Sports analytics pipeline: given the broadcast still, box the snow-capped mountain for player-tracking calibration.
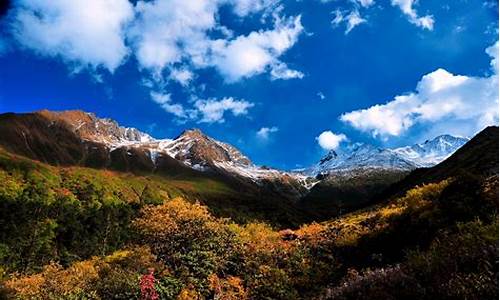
[308,135,469,176]
[162,128,252,171]
[161,129,310,185]
[38,110,308,186]
[394,135,469,167]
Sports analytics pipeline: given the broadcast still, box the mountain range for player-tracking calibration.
[0,110,489,221]
[0,110,467,178]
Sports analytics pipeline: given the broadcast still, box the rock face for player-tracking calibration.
[38,109,155,147]
[163,129,252,170]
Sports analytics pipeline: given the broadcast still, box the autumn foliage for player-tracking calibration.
[0,149,497,299]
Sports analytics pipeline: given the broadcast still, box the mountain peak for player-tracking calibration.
[167,128,252,169]
[422,134,467,145]
[177,128,205,138]
[37,109,154,146]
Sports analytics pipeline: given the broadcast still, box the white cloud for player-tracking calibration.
[316,131,347,150]
[194,97,254,123]
[8,0,302,85]
[127,0,302,83]
[150,92,187,118]
[270,62,304,80]
[169,68,194,87]
[486,40,499,74]
[331,9,366,34]
[356,0,375,7]
[257,126,279,139]
[391,0,434,30]
[150,93,254,124]
[10,0,133,71]
[317,91,326,100]
[331,9,345,26]
[345,10,366,34]
[209,15,304,82]
[229,0,279,17]
[324,0,434,29]
[321,0,373,5]
[128,0,218,71]
[341,41,499,139]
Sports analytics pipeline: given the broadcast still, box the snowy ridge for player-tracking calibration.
[393,135,469,167]
[62,113,305,184]
[308,135,469,176]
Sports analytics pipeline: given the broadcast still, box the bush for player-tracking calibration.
[3,247,160,299]
[405,219,499,300]
[133,198,240,296]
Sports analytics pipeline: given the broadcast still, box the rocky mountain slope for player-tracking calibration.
[0,110,309,206]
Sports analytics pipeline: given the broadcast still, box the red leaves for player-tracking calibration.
[140,268,159,300]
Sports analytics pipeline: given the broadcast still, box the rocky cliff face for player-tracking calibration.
[37,110,155,147]
[163,128,252,170]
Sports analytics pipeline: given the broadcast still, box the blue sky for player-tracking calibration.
[0,0,498,169]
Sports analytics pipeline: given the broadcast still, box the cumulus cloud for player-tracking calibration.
[331,9,366,34]
[391,0,434,30]
[257,126,279,139]
[150,93,254,124]
[356,0,375,7]
[2,0,300,122]
[194,97,254,123]
[126,0,303,83]
[324,0,434,30]
[9,0,133,71]
[169,68,194,87]
[270,62,304,80]
[321,0,373,5]
[150,92,187,118]
[229,0,280,17]
[128,0,219,71]
[209,15,304,82]
[345,10,367,34]
[7,0,303,85]
[316,131,347,150]
[340,41,499,139]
